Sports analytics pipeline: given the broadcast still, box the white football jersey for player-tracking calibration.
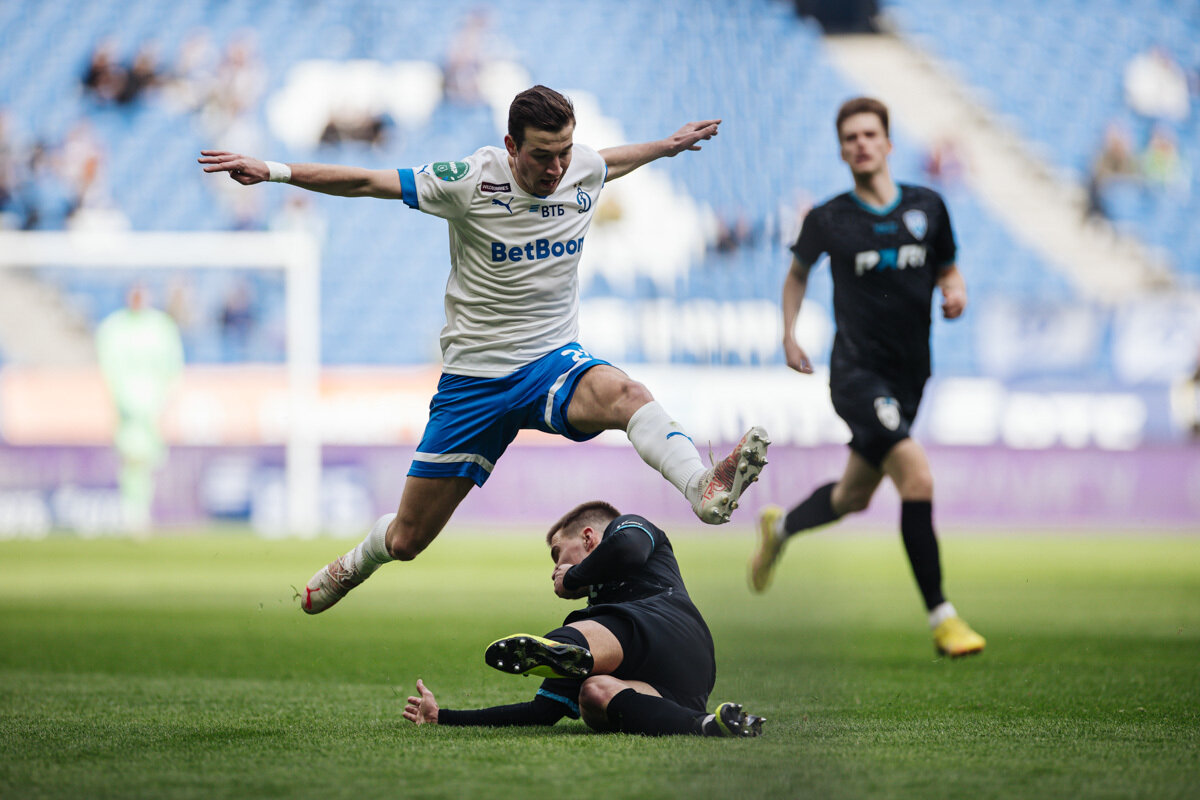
[398,144,607,377]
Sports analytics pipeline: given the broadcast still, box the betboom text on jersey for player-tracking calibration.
[491,237,586,264]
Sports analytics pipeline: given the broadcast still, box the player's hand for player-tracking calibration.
[664,120,721,155]
[403,678,439,725]
[197,150,269,185]
[941,285,967,319]
[553,563,588,599]
[784,337,813,374]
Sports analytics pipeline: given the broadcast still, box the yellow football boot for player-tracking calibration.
[933,616,986,657]
[484,634,593,678]
[748,505,786,593]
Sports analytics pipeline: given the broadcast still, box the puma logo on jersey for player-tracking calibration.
[492,197,514,214]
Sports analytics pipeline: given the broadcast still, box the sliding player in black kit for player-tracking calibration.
[751,97,985,658]
[403,501,764,737]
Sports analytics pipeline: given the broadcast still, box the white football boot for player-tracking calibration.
[692,426,770,524]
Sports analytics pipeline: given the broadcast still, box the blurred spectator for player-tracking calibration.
[81,38,128,105]
[712,211,757,254]
[1124,45,1190,122]
[442,8,492,106]
[201,33,268,227]
[319,104,393,148]
[162,29,218,113]
[58,120,128,231]
[200,31,267,148]
[1141,125,1190,196]
[116,41,164,106]
[219,279,258,361]
[0,110,25,228]
[777,188,814,246]
[165,276,200,346]
[209,33,266,121]
[96,283,184,533]
[20,141,75,230]
[1084,122,1140,220]
[923,136,965,187]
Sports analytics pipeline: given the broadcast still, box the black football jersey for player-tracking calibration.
[564,514,690,606]
[792,184,957,382]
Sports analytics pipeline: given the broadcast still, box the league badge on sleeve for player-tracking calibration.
[431,161,471,182]
[902,210,927,240]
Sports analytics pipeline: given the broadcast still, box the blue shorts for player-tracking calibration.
[408,343,610,486]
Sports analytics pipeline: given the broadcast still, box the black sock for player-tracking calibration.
[900,500,945,611]
[605,689,704,736]
[783,482,840,537]
[544,625,590,649]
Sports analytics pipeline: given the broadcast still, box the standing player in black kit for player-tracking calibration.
[750,97,985,657]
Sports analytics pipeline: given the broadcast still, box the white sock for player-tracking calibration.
[928,601,958,630]
[626,402,706,502]
[345,513,395,577]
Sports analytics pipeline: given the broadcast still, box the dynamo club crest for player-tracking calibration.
[902,209,927,240]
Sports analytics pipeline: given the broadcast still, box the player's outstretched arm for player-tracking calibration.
[406,676,571,727]
[600,119,721,181]
[782,256,814,374]
[937,263,967,319]
[403,678,440,725]
[197,151,404,199]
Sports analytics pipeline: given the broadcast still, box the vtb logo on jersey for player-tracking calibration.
[855,245,927,275]
[902,210,928,240]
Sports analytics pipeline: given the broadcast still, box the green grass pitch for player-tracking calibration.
[1,527,1197,799]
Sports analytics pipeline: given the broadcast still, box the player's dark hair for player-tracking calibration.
[546,500,620,547]
[836,96,890,139]
[508,85,575,149]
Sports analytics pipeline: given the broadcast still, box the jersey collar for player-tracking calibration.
[850,183,902,216]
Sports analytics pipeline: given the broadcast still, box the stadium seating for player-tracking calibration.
[883,0,1199,280]
[1,0,1191,382]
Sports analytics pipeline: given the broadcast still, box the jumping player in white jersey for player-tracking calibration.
[199,85,769,614]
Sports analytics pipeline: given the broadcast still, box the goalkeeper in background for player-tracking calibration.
[95,283,184,533]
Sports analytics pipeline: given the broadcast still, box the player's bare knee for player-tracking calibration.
[837,487,872,514]
[616,380,654,414]
[896,472,934,501]
[578,675,622,719]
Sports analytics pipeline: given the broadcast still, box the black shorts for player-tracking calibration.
[564,589,715,712]
[830,366,926,469]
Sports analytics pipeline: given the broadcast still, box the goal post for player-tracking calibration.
[0,230,322,536]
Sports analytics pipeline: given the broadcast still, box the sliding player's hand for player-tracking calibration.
[403,678,439,725]
[553,563,588,599]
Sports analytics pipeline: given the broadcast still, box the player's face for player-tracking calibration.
[505,123,574,196]
[838,112,892,178]
[548,528,591,569]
